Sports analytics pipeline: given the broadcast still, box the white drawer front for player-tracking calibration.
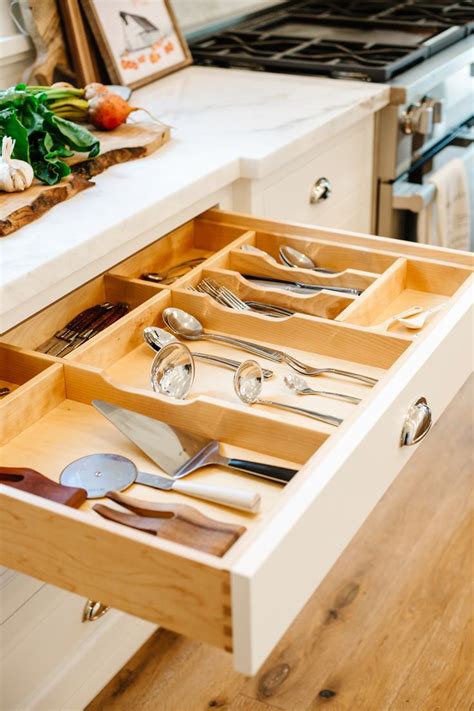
[1,583,155,710]
[262,118,374,232]
[231,286,473,674]
[0,568,44,623]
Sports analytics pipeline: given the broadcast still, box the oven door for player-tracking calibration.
[379,121,473,248]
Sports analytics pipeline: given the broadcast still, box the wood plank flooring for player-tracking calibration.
[87,376,473,711]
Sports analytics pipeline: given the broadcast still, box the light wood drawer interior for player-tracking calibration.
[1,209,472,673]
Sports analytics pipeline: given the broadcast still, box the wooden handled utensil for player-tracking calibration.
[0,467,87,507]
[93,491,246,556]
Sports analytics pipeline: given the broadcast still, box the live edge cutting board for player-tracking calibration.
[0,121,170,237]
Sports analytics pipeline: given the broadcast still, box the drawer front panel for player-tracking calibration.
[1,583,155,710]
[230,287,473,674]
[262,118,374,233]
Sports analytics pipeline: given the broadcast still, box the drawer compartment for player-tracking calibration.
[1,274,161,358]
[108,217,251,286]
[0,209,472,676]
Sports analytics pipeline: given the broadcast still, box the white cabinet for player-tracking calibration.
[234,117,376,233]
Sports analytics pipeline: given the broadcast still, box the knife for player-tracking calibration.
[242,275,362,296]
[92,400,298,484]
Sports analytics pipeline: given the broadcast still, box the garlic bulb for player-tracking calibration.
[0,136,34,192]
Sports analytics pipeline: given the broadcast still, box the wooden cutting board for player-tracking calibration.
[0,121,170,237]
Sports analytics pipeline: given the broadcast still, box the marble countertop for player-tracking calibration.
[0,66,389,333]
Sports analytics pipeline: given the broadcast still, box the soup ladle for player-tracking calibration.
[234,361,342,427]
[150,342,195,399]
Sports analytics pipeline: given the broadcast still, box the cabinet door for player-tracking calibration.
[263,118,374,232]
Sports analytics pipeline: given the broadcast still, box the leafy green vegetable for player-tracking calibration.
[0,86,99,185]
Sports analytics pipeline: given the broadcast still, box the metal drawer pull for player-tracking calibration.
[310,177,331,204]
[82,599,110,622]
[400,397,432,446]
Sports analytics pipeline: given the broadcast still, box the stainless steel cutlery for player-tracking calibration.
[92,400,298,484]
[190,278,293,318]
[284,374,361,403]
[162,308,377,386]
[140,257,206,284]
[234,361,343,427]
[242,275,362,296]
[36,302,130,357]
[143,326,274,379]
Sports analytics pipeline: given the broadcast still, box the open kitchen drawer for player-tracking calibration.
[0,211,473,675]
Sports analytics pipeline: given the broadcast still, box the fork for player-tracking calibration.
[191,279,290,318]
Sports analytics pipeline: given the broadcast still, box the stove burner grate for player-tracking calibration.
[191,0,474,81]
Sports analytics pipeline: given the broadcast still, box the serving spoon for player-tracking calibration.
[162,309,378,385]
[284,374,361,404]
[234,361,342,427]
[279,245,338,274]
[144,326,274,379]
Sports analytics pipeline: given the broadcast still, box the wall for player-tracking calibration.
[172,0,282,33]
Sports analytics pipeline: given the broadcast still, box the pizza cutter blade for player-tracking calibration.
[59,453,260,512]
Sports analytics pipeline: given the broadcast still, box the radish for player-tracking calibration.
[87,92,138,130]
[84,82,109,101]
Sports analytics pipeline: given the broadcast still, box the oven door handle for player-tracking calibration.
[392,133,473,213]
[392,182,437,213]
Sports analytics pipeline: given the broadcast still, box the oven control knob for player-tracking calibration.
[400,103,434,136]
[422,96,443,124]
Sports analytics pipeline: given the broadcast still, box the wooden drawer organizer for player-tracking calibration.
[1,210,473,675]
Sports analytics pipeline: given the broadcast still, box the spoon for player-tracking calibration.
[143,326,274,379]
[161,309,377,385]
[279,245,337,274]
[371,306,423,332]
[162,307,285,360]
[284,374,361,404]
[234,361,342,427]
[151,342,195,399]
[241,244,278,264]
[140,257,206,284]
[394,302,447,330]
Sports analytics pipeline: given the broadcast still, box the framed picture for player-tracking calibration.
[81,0,192,89]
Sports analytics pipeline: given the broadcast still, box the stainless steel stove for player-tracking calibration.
[191,0,473,82]
[191,1,474,245]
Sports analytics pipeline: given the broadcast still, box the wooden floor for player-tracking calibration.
[88,377,473,711]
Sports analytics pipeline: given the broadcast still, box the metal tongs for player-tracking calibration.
[93,491,246,556]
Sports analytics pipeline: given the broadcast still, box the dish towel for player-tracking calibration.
[417,157,471,250]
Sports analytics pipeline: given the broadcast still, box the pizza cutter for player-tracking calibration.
[59,453,260,513]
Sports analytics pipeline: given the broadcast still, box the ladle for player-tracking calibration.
[150,342,195,399]
[234,361,342,427]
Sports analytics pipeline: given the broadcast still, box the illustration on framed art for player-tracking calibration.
[81,0,192,88]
